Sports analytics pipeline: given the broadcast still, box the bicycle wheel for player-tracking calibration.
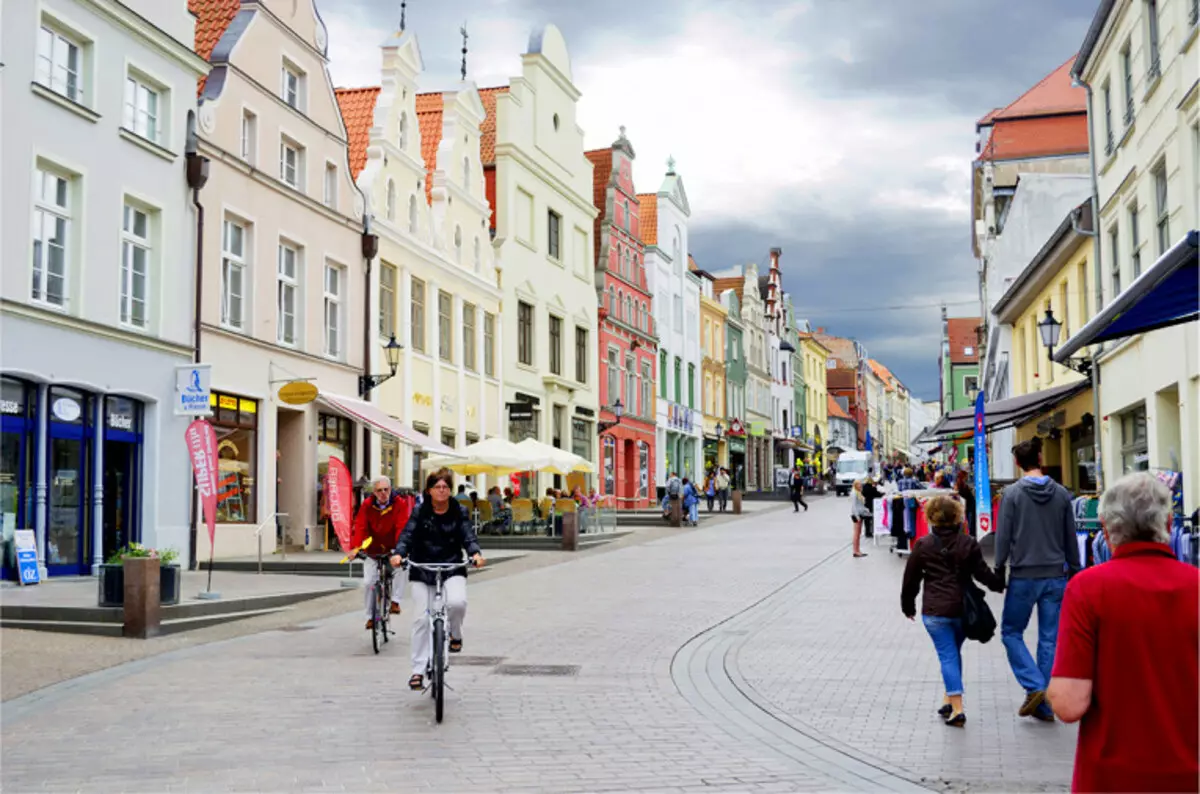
[432,617,445,723]
[379,577,390,644]
[370,584,382,655]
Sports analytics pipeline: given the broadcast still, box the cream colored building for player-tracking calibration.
[336,31,503,490]
[799,334,829,467]
[1070,0,1198,501]
[192,0,369,557]
[490,26,600,483]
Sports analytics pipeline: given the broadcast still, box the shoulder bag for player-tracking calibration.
[932,533,996,643]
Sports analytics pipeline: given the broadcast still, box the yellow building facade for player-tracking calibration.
[799,335,829,467]
[700,292,728,471]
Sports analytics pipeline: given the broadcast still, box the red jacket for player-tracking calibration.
[351,494,411,556]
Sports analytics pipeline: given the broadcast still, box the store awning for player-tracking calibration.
[1054,230,1198,362]
[317,392,460,456]
[923,380,1090,441]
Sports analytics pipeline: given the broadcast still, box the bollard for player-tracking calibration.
[123,557,161,639]
[669,496,682,528]
[732,490,743,514]
[561,511,579,552]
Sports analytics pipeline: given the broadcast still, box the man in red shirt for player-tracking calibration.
[352,476,412,629]
[1048,472,1199,792]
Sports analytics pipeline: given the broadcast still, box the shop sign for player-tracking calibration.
[185,419,219,548]
[728,437,746,454]
[278,381,318,405]
[51,397,81,423]
[15,529,39,586]
[727,418,745,436]
[0,399,21,415]
[790,426,803,438]
[175,364,212,416]
[508,402,534,421]
[108,412,133,431]
[413,393,433,407]
[748,421,766,437]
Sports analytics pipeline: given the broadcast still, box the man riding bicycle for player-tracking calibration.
[390,468,484,691]
[352,475,410,630]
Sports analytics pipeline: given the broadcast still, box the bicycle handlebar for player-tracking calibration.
[402,559,482,571]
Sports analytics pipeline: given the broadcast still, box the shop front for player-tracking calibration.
[1014,387,1097,492]
[726,419,747,491]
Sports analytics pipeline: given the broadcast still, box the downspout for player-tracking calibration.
[360,215,379,490]
[184,115,210,571]
[1074,74,1106,493]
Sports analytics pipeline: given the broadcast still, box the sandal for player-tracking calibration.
[408,674,424,691]
[449,638,463,653]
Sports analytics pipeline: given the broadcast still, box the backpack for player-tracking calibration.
[667,478,681,497]
[932,533,996,643]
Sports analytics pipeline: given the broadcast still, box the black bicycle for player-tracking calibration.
[404,559,473,723]
[359,552,394,654]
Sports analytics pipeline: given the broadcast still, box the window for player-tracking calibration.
[323,263,343,358]
[324,163,337,208]
[1102,81,1114,154]
[1119,404,1148,474]
[659,350,668,398]
[1146,0,1161,78]
[517,302,533,365]
[1121,44,1134,123]
[405,278,426,354]
[123,75,160,142]
[626,354,637,411]
[549,315,563,375]
[36,23,82,103]
[484,313,496,377]
[547,210,561,260]
[408,194,418,234]
[516,189,533,243]
[280,138,302,189]
[673,357,682,403]
[964,376,978,399]
[462,156,470,188]
[399,112,408,150]
[673,295,682,332]
[1077,260,1090,324]
[454,226,462,265]
[221,219,247,329]
[31,167,70,308]
[473,237,481,273]
[379,263,396,338]
[641,362,652,418]
[438,290,453,363]
[1129,204,1141,278]
[607,349,619,406]
[1153,161,1169,254]
[1109,226,1121,299]
[240,109,257,164]
[276,243,298,345]
[120,203,150,328]
[211,391,258,524]
[463,303,477,371]
[575,327,588,383]
[687,363,695,409]
[281,62,302,109]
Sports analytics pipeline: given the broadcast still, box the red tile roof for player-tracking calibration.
[826,369,857,391]
[688,254,698,272]
[638,193,658,246]
[478,86,508,165]
[946,317,982,364]
[712,277,743,303]
[993,58,1086,120]
[584,148,612,217]
[977,57,1088,162]
[335,87,380,179]
[190,0,239,61]
[828,395,851,421]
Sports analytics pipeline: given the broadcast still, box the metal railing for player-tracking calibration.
[254,513,288,573]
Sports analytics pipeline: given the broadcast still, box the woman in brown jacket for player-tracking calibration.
[901,495,1005,727]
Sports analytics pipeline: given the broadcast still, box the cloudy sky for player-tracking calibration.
[320,0,1097,400]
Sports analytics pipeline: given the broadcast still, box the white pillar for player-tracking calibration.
[91,397,104,574]
[429,277,441,441]
[455,295,465,448]
[34,383,48,578]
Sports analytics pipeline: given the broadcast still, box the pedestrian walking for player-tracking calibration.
[901,495,1005,727]
[861,476,883,538]
[789,465,808,513]
[850,480,869,557]
[994,437,1080,722]
[716,468,731,512]
[704,471,716,512]
[955,470,976,538]
[1047,472,1199,792]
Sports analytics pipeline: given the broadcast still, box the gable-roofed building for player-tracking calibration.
[334,26,503,492]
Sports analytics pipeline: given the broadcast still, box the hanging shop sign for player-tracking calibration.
[175,364,213,416]
[277,381,319,405]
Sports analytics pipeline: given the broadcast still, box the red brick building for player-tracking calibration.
[585,130,657,508]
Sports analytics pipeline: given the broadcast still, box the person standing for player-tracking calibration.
[789,465,809,513]
[1047,473,1199,792]
[704,471,717,512]
[716,468,731,512]
[861,476,883,538]
[681,477,700,526]
[352,476,410,629]
[849,480,869,558]
[902,495,1005,727]
[994,437,1080,721]
[956,470,977,538]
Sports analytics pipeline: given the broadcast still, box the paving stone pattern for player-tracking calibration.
[1,497,1075,792]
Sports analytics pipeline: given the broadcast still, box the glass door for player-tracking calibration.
[1,377,36,580]
[46,388,91,576]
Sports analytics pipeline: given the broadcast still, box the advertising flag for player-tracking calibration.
[185,419,219,547]
[325,456,354,553]
[973,392,992,538]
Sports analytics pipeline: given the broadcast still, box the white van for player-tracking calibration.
[834,450,871,496]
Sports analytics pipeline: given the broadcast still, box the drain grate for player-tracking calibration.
[278,625,316,632]
[494,664,579,677]
[453,655,506,666]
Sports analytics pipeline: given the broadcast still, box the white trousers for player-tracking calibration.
[409,577,467,676]
[363,561,403,618]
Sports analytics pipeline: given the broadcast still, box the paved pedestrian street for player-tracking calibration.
[1,497,1077,793]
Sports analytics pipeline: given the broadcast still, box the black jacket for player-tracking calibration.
[901,525,1004,618]
[392,499,482,585]
[862,481,883,508]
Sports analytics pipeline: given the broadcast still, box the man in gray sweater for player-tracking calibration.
[994,437,1080,722]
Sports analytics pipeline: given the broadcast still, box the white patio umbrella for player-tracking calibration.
[422,437,548,476]
[514,438,595,475]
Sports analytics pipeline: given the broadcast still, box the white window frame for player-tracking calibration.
[277,242,300,346]
[483,312,496,377]
[240,108,257,164]
[221,218,248,331]
[463,302,477,372]
[438,290,454,363]
[123,71,162,143]
[323,162,337,209]
[407,194,418,233]
[120,202,152,329]
[547,209,562,261]
[379,263,396,339]
[386,180,396,222]
[279,137,303,189]
[31,165,72,309]
[1153,161,1169,255]
[36,20,84,104]
[323,262,344,359]
[281,60,303,110]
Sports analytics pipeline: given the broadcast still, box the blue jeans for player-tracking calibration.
[687,502,699,523]
[1001,576,1067,694]
[922,615,965,696]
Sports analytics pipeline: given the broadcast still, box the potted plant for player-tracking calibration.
[98,544,182,607]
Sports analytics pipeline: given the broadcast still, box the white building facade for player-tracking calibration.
[1,0,208,576]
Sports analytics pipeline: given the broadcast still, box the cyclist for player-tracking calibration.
[352,475,410,630]
[390,467,484,691]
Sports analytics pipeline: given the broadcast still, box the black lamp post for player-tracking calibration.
[1038,308,1091,375]
[359,334,403,397]
[715,422,724,439]
[599,398,624,434]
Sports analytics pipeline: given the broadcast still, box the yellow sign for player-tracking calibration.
[413,393,433,407]
[277,381,318,406]
[218,395,238,410]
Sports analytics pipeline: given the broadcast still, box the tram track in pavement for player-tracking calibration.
[669,538,939,792]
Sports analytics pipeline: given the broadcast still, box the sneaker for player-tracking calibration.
[944,712,966,728]
[1018,690,1046,717]
[389,603,401,615]
[1032,704,1056,723]
[937,703,953,718]
[448,637,463,653]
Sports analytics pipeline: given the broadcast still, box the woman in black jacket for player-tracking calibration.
[901,495,1004,727]
[391,468,485,690]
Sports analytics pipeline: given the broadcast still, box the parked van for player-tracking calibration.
[834,450,871,496]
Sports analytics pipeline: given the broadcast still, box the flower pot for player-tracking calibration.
[98,563,182,607]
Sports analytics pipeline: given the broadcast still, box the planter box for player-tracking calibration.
[98,564,181,607]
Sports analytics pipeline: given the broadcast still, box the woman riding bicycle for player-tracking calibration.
[390,467,485,691]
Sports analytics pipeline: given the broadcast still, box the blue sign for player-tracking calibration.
[973,392,992,537]
[14,530,39,585]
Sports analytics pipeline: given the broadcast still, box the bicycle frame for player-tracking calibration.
[405,559,468,723]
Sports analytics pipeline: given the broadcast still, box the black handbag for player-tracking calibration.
[932,534,997,643]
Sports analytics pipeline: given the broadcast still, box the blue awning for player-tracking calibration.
[1054,230,1198,362]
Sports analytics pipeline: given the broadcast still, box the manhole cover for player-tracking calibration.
[278,625,315,632]
[494,664,579,677]
[454,655,506,666]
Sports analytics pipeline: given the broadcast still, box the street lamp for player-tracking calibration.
[1038,308,1090,375]
[358,334,403,397]
[599,398,624,433]
[715,422,724,439]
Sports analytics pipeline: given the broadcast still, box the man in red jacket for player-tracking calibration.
[353,476,411,629]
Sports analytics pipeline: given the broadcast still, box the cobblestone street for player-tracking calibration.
[1,497,1076,792]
